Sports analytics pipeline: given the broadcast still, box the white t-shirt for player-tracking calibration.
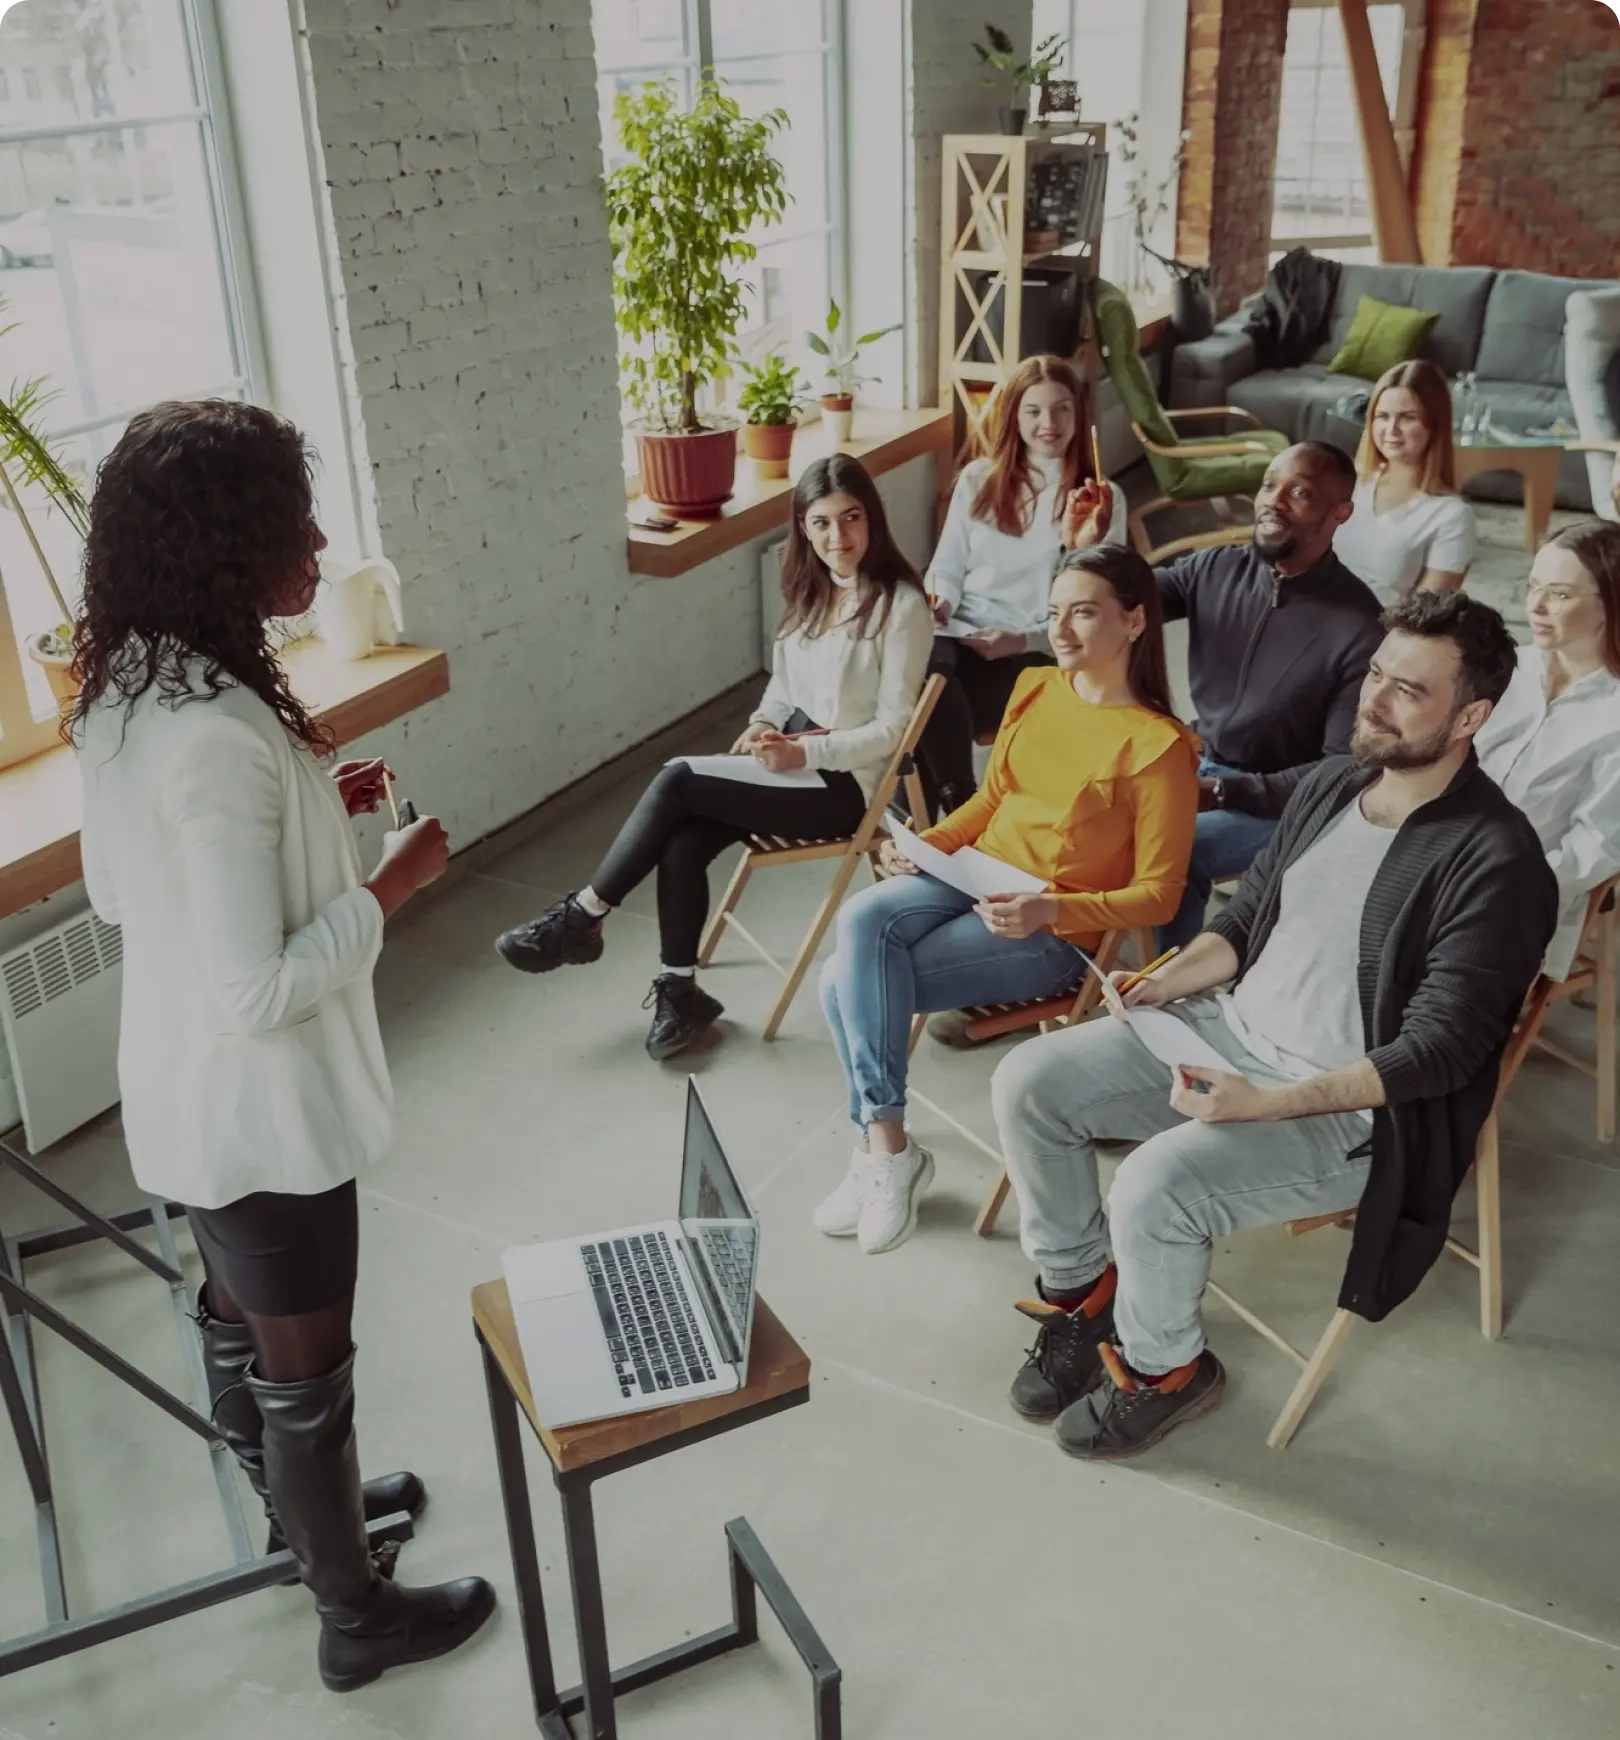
[1222,796,1398,1101]
[1333,478,1477,606]
[924,454,1127,647]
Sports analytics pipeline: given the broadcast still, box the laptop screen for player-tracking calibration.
[678,1081,757,1368]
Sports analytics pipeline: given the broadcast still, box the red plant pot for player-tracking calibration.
[635,422,738,515]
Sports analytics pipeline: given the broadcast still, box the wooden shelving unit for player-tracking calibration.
[937,126,1109,463]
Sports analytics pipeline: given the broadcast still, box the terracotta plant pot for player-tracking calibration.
[26,632,80,714]
[820,393,854,448]
[634,422,738,514]
[742,420,796,480]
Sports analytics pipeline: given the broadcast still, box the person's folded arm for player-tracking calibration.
[799,591,933,779]
[1542,745,1620,944]
[923,470,977,617]
[750,634,795,729]
[164,714,384,1036]
[1047,744,1198,934]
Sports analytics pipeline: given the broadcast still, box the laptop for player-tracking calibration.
[501,1080,759,1428]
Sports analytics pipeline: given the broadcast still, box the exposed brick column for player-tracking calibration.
[1175,0,1290,318]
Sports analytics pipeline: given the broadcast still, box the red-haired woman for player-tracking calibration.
[920,354,1126,813]
[496,453,932,1060]
[1334,358,1476,606]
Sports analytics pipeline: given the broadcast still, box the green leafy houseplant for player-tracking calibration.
[973,24,1068,125]
[736,352,808,427]
[805,300,899,404]
[606,80,788,437]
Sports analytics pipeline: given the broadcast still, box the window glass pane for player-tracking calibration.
[591,0,689,70]
[712,53,826,237]
[597,66,691,177]
[735,231,828,379]
[0,0,198,121]
[710,0,823,58]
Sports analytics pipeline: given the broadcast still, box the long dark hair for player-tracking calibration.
[1550,519,1620,674]
[1053,544,1177,720]
[777,453,923,640]
[69,399,332,754]
[969,354,1093,536]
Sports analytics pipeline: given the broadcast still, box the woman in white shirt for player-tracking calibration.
[1335,358,1477,606]
[74,401,494,1690]
[1476,521,1620,979]
[497,453,932,1060]
[920,354,1127,813]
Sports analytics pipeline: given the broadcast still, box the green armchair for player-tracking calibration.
[1091,279,1289,562]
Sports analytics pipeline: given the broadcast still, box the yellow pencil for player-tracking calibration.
[1088,421,1104,484]
[382,771,401,830]
[1117,946,1178,995]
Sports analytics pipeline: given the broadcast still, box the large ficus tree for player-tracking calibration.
[607,81,789,434]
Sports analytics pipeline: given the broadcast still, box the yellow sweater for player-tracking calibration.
[920,667,1200,948]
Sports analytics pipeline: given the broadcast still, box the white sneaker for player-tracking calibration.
[857,1143,935,1254]
[813,1149,879,1237]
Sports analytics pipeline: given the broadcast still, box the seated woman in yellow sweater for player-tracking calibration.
[816,544,1199,1255]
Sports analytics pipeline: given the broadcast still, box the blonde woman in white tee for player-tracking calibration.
[921,353,1126,813]
[1335,358,1477,607]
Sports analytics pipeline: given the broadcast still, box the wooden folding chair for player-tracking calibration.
[905,927,1159,1236]
[697,674,945,1041]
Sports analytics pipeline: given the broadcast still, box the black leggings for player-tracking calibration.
[590,758,868,967]
[189,1181,359,1383]
[917,636,1054,813]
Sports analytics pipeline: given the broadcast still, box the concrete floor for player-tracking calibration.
[4,502,1618,1738]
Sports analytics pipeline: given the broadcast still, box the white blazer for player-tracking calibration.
[77,667,392,1209]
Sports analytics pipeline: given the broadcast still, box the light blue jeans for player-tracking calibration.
[1158,758,1279,949]
[820,873,1087,1131]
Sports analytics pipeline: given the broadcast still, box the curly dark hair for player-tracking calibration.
[1380,587,1518,707]
[68,399,332,754]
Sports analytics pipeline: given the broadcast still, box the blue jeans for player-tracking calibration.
[1158,758,1278,950]
[819,874,1087,1131]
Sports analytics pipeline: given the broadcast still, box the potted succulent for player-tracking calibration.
[736,351,808,479]
[805,301,899,447]
[606,79,788,514]
[973,24,1068,136]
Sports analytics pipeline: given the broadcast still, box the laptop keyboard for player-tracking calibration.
[581,1231,716,1400]
[699,1225,754,1338]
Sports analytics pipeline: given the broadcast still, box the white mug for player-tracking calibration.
[316,556,404,661]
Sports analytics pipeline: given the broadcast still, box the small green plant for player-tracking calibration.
[606,80,789,434]
[972,24,1068,105]
[736,352,808,426]
[804,301,899,399]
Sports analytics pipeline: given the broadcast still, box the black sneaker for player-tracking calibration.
[494,894,604,973]
[643,975,724,1061]
[1008,1272,1117,1421]
[1053,1344,1226,1460]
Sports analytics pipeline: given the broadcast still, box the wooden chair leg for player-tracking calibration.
[1267,1309,1356,1450]
[907,1011,927,1059]
[1476,1113,1503,1341]
[762,851,862,1041]
[903,766,929,829]
[698,853,755,967]
[1597,908,1615,1142]
[975,1169,1012,1238]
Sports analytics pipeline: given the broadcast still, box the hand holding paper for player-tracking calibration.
[1083,956,1233,1077]
[887,820,1046,901]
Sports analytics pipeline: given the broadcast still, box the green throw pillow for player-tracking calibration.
[1328,295,1440,380]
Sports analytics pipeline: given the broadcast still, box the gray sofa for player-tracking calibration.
[1170,258,1620,510]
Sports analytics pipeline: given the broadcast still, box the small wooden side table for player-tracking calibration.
[472,1279,838,1740]
[1455,440,1564,553]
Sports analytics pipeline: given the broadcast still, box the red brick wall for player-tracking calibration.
[1176,0,1290,317]
[1414,0,1620,275]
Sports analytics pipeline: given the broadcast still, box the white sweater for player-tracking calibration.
[78,668,392,1208]
[925,455,1128,649]
[752,577,933,798]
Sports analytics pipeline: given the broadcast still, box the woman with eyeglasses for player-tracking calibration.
[814,544,1199,1255]
[1475,521,1620,978]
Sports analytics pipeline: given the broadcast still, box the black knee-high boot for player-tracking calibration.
[246,1350,496,1692]
[194,1288,425,1562]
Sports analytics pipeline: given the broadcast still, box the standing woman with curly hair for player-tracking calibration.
[72,400,495,1691]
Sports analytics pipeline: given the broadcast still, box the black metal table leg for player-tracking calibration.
[557,1475,617,1740]
[479,1334,571,1740]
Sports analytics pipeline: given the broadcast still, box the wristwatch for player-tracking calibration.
[1210,777,1227,810]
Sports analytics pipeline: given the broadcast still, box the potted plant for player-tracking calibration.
[805,301,899,446]
[4,376,90,709]
[736,351,808,479]
[606,79,788,514]
[973,24,1068,136]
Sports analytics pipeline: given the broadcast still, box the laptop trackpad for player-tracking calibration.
[504,1241,584,1304]
[521,1291,630,1425]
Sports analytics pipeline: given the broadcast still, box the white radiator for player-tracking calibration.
[0,908,123,1152]
[759,537,788,672]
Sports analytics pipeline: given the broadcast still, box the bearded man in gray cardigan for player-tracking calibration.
[991,589,1557,1461]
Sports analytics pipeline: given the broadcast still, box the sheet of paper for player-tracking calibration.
[1081,957,1234,1076]
[889,820,1047,898]
[670,754,826,790]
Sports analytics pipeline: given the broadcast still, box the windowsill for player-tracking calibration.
[626,407,953,579]
[0,639,450,923]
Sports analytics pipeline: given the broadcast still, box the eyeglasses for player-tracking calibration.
[1525,583,1601,604]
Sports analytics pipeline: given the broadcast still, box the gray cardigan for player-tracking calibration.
[1209,753,1558,1320]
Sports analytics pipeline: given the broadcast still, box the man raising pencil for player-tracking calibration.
[988,591,1556,1460]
